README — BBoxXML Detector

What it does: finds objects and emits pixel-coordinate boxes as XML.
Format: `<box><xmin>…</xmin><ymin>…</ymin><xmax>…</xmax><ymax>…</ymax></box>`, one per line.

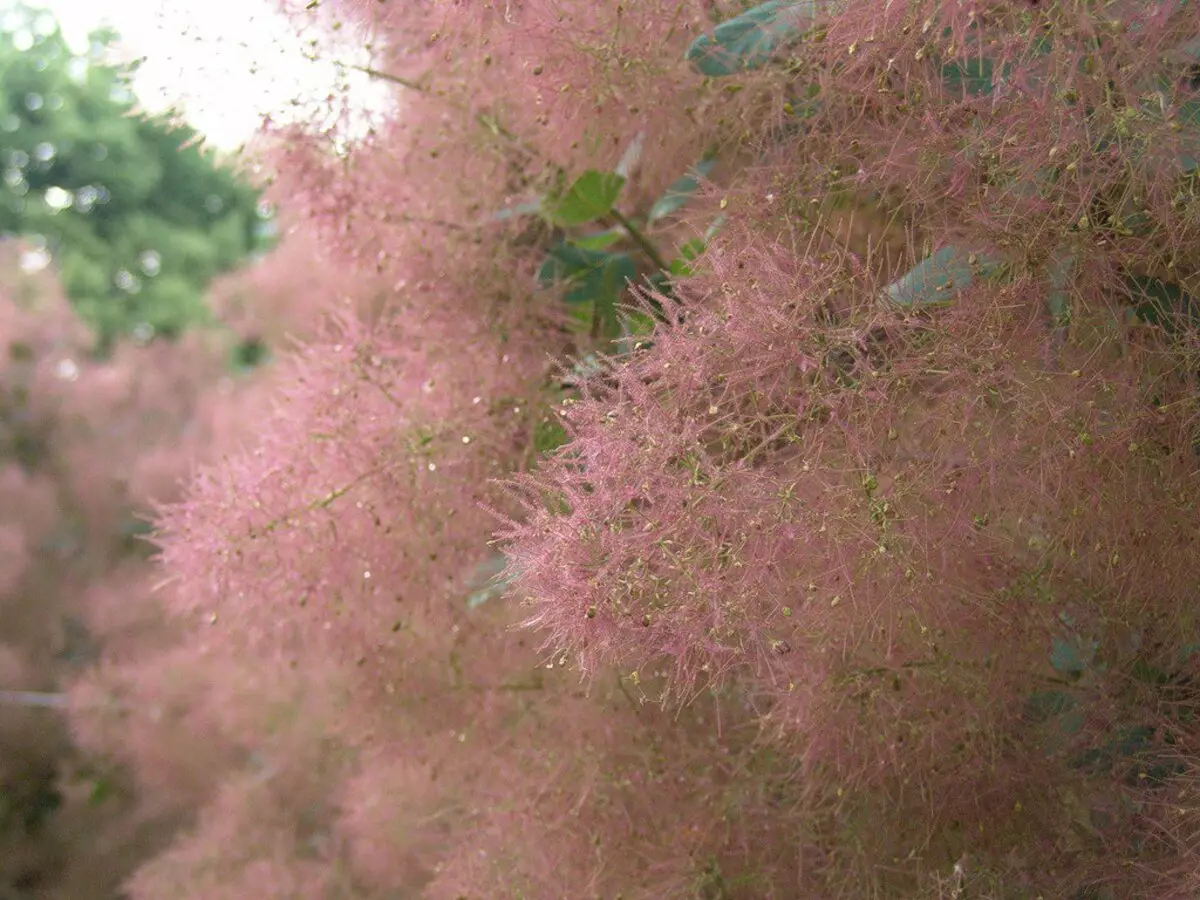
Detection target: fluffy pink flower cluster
<box><xmin>69</xmin><ymin>0</ymin><xmax>1200</xmax><ymax>897</ymax></box>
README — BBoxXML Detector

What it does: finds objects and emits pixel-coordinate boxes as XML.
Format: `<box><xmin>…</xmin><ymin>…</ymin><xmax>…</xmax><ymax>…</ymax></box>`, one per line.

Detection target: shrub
<box><xmin>78</xmin><ymin>1</ymin><xmax>1200</xmax><ymax>897</ymax></box>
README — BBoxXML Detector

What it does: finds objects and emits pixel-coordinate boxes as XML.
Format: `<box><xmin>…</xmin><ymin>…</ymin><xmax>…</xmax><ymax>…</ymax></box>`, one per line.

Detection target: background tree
<box><xmin>0</xmin><ymin>3</ymin><xmax>271</xmax><ymax>353</ymax></box>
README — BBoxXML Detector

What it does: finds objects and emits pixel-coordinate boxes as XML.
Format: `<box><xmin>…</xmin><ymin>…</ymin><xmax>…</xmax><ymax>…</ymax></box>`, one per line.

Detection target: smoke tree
<box><xmin>70</xmin><ymin>1</ymin><xmax>1200</xmax><ymax>898</ymax></box>
<box><xmin>0</xmin><ymin>234</ymin><xmax>286</xmax><ymax>897</ymax></box>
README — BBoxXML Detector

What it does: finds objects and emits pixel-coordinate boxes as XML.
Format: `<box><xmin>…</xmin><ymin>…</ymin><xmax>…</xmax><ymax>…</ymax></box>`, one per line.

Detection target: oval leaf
<box><xmin>545</xmin><ymin>169</ymin><xmax>626</xmax><ymax>227</ymax></box>
<box><xmin>1123</xmin><ymin>273</ymin><xmax>1199</xmax><ymax>334</ymax></box>
<box><xmin>648</xmin><ymin>158</ymin><xmax>718</xmax><ymax>223</ymax></box>
<box><xmin>686</xmin><ymin>1</ymin><xmax>816</xmax><ymax>77</ymax></box>
<box><xmin>537</xmin><ymin>241</ymin><xmax>636</xmax><ymax>305</ymax></box>
<box><xmin>880</xmin><ymin>245</ymin><xmax>1008</xmax><ymax>308</ymax></box>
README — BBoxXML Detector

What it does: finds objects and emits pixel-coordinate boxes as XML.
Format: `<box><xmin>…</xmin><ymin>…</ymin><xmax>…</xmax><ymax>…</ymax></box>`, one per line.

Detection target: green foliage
<box><xmin>0</xmin><ymin>5</ymin><xmax>269</xmax><ymax>350</ymax></box>
<box><xmin>230</xmin><ymin>336</ymin><xmax>269</xmax><ymax>372</ymax></box>
<box><xmin>685</xmin><ymin>1</ymin><xmax>815</xmax><ymax>77</ymax></box>
<box><xmin>1123</xmin><ymin>273</ymin><xmax>1199</xmax><ymax>333</ymax></box>
<box><xmin>532</xmin><ymin>410</ymin><xmax>571</xmax><ymax>453</ymax></box>
<box><xmin>544</xmin><ymin>169</ymin><xmax>626</xmax><ymax>227</ymax></box>
<box><xmin>940</xmin><ymin>56</ymin><xmax>1000</xmax><ymax>97</ymax></box>
<box><xmin>465</xmin><ymin>553</ymin><xmax>512</xmax><ymax>609</ymax></box>
<box><xmin>490</xmin><ymin>199</ymin><xmax>543</xmax><ymax>221</ymax></box>
<box><xmin>1046</xmin><ymin>249</ymin><xmax>1076</xmax><ymax>330</ymax></box>
<box><xmin>647</xmin><ymin>157</ymin><xmax>717</xmax><ymax>223</ymax></box>
<box><xmin>571</xmin><ymin>227</ymin><xmax>624</xmax><ymax>250</ymax></box>
<box><xmin>880</xmin><ymin>245</ymin><xmax>1009</xmax><ymax>307</ymax></box>
<box><xmin>489</xmin><ymin>146</ymin><xmax>722</xmax><ymax>344</ymax></box>
<box><xmin>537</xmin><ymin>241</ymin><xmax>636</xmax><ymax>308</ymax></box>
<box><xmin>526</xmin><ymin>155</ymin><xmax>724</xmax><ymax>345</ymax></box>
<box><xmin>668</xmin><ymin>237</ymin><xmax>707</xmax><ymax>277</ymax></box>
<box><xmin>1050</xmin><ymin>636</ymin><xmax>1094</xmax><ymax>678</ymax></box>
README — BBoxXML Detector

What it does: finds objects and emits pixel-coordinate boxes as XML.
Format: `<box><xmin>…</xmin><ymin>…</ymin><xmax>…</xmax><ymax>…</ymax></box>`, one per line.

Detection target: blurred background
<box><xmin>0</xmin><ymin>2</ymin><xmax>361</xmax><ymax>894</ymax></box>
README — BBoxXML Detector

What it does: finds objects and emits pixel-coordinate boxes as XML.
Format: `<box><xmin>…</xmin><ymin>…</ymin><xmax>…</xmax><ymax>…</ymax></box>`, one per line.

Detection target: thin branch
<box><xmin>609</xmin><ymin>208</ymin><xmax>671</xmax><ymax>273</ymax></box>
<box><xmin>0</xmin><ymin>690</ymin><xmax>68</xmax><ymax>709</ymax></box>
<box><xmin>344</xmin><ymin>63</ymin><xmax>428</xmax><ymax>93</ymax></box>
<box><xmin>396</xmin><ymin>212</ymin><xmax>470</xmax><ymax>232</ymax></box>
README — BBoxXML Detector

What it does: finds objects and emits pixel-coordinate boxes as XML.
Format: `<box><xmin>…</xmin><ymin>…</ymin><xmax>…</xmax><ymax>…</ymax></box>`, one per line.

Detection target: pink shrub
<box><xmin>72</xmin><ymin>0</ymin><xmax>1200</xmax><ymax>897</ymax></box>
<box><xmin>0</xmin><ymin>238</ymin><xmax>286</xmax><ymax>896</ymax></box>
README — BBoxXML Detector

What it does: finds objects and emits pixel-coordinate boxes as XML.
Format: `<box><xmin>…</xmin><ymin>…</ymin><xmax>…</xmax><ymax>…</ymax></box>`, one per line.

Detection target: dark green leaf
<box><xmin>533</xmin><ymin>416</ymin><xmax>571</xmax><ymax>454</ymax></box>
<box><xmin>544</xmin><ymin>169</ymin><xmax>626</xmax><ymax>227</ymax></box>
<box><xmin>537</xmin><ymin>241</ymin><xmax>636</xmax><ymax>305</ymax></box>
<box><xmin>1175</xmin><ymin>99</ymin><xmax>1200</xmax><ymax>172</ymax></box>
<box><xmin>648</xmin><ymin>158</ymin><xmax>718</xmax><ymax>223</ymax></box>
<box><xmin>1123</xmin><ymin>274</ymin><xmax>1199</xmax><ymax>334</ymax></box>
<box><xmin>1046</xmin><ymin>248</ymin><xmax>1075</xmax><ymax>328</ymax></box>
<box><xmin>1024</xmin><ymin>689</ymin><xmax>1078</xmax><ymax>724</ymax></box>
<box><xmin>1051</xmin><ymin>637</ymin><xmax>1086</xmax><ymax>675</ymax></box>
<box><xmin>705</xmin><ymin>213</ymin><xmax>727</xmax><ymax>241</ymax></box>
<box><xmin>686</xmin><ymin>1</ymin><xmax>815</xmax><ymax>77</ymax></box>
<box><xmin>941</xmin><ymin>57</ymin><xmax>997</xmax><ymax>97</ymax></box>
<box><xmin>668</xmin><ymin>237</ymin><xmax>706</xmax><ymax>276</ymax></box>
<box><xmin>880</xmin><ymin>245</ymin><xmax>1008</xmax><ymax>308</ymax></box>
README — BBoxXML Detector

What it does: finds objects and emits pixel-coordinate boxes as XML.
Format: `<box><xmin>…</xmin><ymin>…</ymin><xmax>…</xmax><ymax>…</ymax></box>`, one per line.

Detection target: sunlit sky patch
<box><xmin>0</xmin><ymin>0</ymin><xmax>394</xmax><ymax>150</ymax></box>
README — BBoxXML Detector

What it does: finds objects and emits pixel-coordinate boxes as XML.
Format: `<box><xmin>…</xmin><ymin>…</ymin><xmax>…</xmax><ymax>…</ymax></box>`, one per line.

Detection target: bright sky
<box><xmin>1</xmin><ymin>0</ymin><xmax>394</xmax><ymax>149</ymax></box>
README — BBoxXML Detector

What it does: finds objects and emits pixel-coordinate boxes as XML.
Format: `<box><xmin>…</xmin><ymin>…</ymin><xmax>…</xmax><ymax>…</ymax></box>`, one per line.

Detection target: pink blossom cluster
<box><xmin>68</xmin><ymin>1</ymin><xmax>1200</xmax><ymax>897</ymax></box>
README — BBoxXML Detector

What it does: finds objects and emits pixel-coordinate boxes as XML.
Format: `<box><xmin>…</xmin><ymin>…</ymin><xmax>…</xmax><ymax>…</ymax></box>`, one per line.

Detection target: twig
<box><xmin>609</xmin><ymin>208</ymin><xmax>671</xmax><ymax>273</ymax></box>
<box><xmin>0</xmin><ymin>690</ymin><xmax>68</xmax><ymax>709</ymax></box>
<box><xmin>344</xmin><ymin>63</ymin><xmax>428</xmax><ymax>93</ymax></box>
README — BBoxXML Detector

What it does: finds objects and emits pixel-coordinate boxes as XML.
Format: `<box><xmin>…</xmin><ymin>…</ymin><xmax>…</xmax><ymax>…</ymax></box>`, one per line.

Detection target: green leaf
<box><xmin>88</xmin><ymin>775</ymin><xmax>116</xmax><ymax>807</ymax></box>
<box><xmin>1123</xmin><ymin>273</ymin><xmax>1199</xmax><ymax>334</ymax></box>
<box><xmin>533</xmin><ymin>415</ymin><xmax>571</xmax><ymax>453</ymax></box>
<box><xmin>544</xmin><ymin>169</ymin><xmax>626</xmax><ymax>227</ymax></box>
<box><xmin>685</xmin><ymin>1</ymin><xmax>815</xmax><ymax>77</ymax></box>
<box><xmin>648</xmin><ymin>158</ymin><xmax>718</xmax><ymax>223</ymax></box>
<box><xmin>1024</xmin><ymin>689</ymin><xmax>1078</xmax><ymax>724</ymax></box>
<box><xmin>1050</xmin><ymin>632</ymin><xmax>1101</xmax><ymax>678</ymax></box>
<box><xmin>1072</xmin><ymin>725</ymin><xmax>1157</xmax><ymax>774</ymax></box>
<box><xmin>880</xmin><ymin>245</ymin><xmax>1009</xmax><ymax>308</ymax></box>
<box><xmin>668</xmin><ymin>237</ymin><xmax>707</xmax><ymax>276</ymax></box>
<box><xmin>1175</xmin><ymin>99</ymin><xmax>1200</xmax><ymax>172</ymax></box>
<box><xmin>465</xmin><ymin>553</ymin><xmax>514</xmax><ymax>610</ymax></box>
<box><xmin>941</xmin><ymin>56</ymin><xmax>998</xmax><ymax>97</ymax></box>
<box><xmin>565</xmin><ymin>352</ymin><xmax>605</xmax><ymax>384</ymax></box>
<box><xmin>573</xmin><ymin>228</ymin><xmax>625</xmax><ymax>251</ymax></box>
<box><xmin>705</xmin><ymin>213</ymin><xmax>727</xmax><ymax>241</ymax></box>
<box><xmin>1046</xmin><ymin>248</ymin><xmax>1075</xmax><ymax>329</ymax></box>
<box><xmin>643</xmin><ymin>270</ymin><xmax>673</xmax><ymax>295</ymax></box>
<box><xmin>1051</xmin><ymin>637</ymin><xmax>1087</xmax><ymax>676</ymax></box>
<box><xmin>537</xmin><ymin>241</ymin><xmax>636</xmax><ymax>305</ymax></box>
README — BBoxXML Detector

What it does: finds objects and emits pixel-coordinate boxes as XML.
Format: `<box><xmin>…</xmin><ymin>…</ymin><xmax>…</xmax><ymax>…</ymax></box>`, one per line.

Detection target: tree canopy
<box><xmin>0</xmin><ymin>4</ymin><xmax>270</xmax><ymax>351</ymax></box>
